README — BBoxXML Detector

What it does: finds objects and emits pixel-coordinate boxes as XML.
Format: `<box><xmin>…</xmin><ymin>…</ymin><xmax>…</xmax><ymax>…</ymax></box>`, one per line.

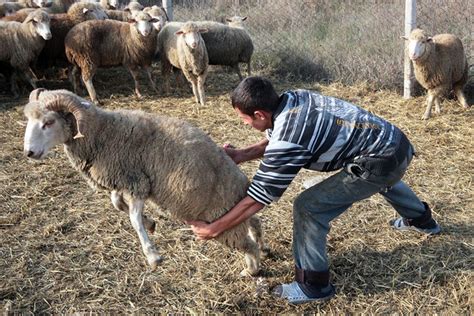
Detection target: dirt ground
<box><xmin>0</xmin><ymin>67</ymin><xmax>473</xmax><ymax>314</ymax></box>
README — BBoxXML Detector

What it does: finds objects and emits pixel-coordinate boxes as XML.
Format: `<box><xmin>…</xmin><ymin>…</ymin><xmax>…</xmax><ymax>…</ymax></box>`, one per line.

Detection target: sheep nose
<box><xmin>25</xmin><ymin>150</ymin><xmax>35</xmax><ymax>157</ymax></box>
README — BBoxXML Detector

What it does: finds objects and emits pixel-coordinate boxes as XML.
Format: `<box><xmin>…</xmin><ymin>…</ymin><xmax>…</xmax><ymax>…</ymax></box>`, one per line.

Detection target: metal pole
<box><xmin>403</xmin><ymin>0</ymin><xmax>416</xmax><ymax>99</ymax></box>
<box><xmin>162</xmin><ymin>0</ymin><xmax>173</xmax><ymax>21</ymax></box>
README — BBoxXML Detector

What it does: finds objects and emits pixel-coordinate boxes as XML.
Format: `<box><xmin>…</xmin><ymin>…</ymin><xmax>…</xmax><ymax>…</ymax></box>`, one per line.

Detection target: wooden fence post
<box><xmin>403</xmin><ymin>0</ymin><xmax>416</xmax><ymax>98</ymax></box>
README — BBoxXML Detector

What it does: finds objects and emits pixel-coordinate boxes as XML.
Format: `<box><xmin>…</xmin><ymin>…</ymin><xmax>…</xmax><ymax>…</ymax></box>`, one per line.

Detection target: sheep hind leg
<box><xmin>248</xmin><ymin>216</ymin><xmax>271</xmax><ymax>259</ymax></box>
<box><xmin>128</xmin><ymin>198</ymin><xmax>163</xmax><ymax>270</ymax></box>
<box><xmin>233</xmin><ymin>64</ymin><xmax>243</xmax><ymax>81</ymax></box>
<box><xmin>235</xmin><ymin>235</ymin><xmax>260</xmax><ymax>277</ymax></box>
<box><xmin>110</xmin><ymin>191</ymin><xmax>156</xmax><ymax>234</ymax></box>
<box><xmin>81</xmin><ymin>68</ymin><xmax>100</xmax><ymax>105</ymax></box>
<box><xmin>453</xmin><ymin>84</ymin><xmax>469</xmax><ymax>108</ymax></box>
<box><xmin>144</xmin><ymin>66</ymin><xmax>158</xmax><ymax>94</ymax></box>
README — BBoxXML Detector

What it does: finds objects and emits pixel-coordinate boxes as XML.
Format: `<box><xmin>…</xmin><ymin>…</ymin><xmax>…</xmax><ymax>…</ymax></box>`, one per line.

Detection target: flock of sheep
<box><xmin>2</xmin><ymin>0</ymin><xmax>471</xmax><ymax>277</ymax></box>
<box><xmin>0</xmin><ymin>0</ymin><xmax>253</xmax><ymax>105</ymax></box>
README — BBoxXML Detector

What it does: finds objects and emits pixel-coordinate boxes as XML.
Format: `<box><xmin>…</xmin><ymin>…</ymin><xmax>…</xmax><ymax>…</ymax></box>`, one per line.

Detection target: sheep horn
<box><xmin>29</xmin><ymin>88</ymin><xmax>46</xmax><ymax>102</ymax></box>
<box><xmin>42</xmin><ymin>93</ymin><xmax>89</xmax><ymax>139</ymax></box>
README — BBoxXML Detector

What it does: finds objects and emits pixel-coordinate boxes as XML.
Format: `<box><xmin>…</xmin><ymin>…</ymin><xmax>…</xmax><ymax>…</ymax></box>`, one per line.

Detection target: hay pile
<box><xmin>0</xmin><ymin>68</ymin><xmax>472</xmax><ymax>313</ymax></box>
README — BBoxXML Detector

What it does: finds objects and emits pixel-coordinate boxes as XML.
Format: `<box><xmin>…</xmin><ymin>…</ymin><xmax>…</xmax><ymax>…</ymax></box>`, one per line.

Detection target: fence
<box><xmin>159</xmin><ymin>0</ymin><xmax>472</xmax><ymax>93</ymax></box>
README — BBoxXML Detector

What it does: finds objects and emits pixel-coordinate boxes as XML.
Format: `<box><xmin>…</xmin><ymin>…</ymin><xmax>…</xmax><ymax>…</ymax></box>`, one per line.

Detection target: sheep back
<box><xmin>65</xmin><ymin>19</ymin><xmax>156</xmax><ymax>69</ymax></box>
<box><xmin>197</xmin><ymin>21</ymin><xmax>253</xmax><ymax>66</ymax></box>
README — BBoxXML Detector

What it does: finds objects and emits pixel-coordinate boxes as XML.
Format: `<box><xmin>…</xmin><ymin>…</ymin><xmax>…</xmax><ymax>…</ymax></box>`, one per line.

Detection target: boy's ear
<box><xmin>254</xmin><ymin>110</ymin><xmax>271</xmax><ymax>120</ymax></box>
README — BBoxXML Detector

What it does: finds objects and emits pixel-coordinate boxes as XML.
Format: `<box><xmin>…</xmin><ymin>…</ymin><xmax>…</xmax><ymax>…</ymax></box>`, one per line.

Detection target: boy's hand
<box><xmin>223</xmin><ymin>143</ymin><xmax>242</xmax><ymax>164</ymax></box>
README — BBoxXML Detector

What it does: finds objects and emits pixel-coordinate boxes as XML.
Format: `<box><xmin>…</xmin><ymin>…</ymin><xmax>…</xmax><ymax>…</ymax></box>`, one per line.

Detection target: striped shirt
<box><xmin>247</xmin><ymin>89</ymin><xmax>406</xmax><ymax>205</ymax></box>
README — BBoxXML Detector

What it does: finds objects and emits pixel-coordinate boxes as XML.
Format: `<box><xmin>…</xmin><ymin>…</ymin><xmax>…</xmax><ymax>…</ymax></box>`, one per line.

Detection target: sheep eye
<box><xmin>42</xmin><ymin>120</ymin><xmax>55</xmax><ymax>129</ymax></box>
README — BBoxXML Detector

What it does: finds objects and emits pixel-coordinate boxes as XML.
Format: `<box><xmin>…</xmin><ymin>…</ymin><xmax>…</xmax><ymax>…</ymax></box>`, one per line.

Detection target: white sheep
<box><xmin>402</xmin><ymin>28</ymin><xmax>469</xmax><ymax>119</ymax></box>
<box><xmin>195</xmin><ymin>16</ymin><xmax>253</xmax><ymax>80</ymax></box>
<box><xmin>23</xmin><ymin>88</ymin><xmax>268</xmax><ymax>276</ymax></box>
<box><xmin>65</xmin><ymin>11</ymin><xmax>159</xmax><ymax>104</ymax></box>
<box><xmin>0</xmin><ymin>9</ymin><xmax>51</xmax><ymax>97</ymax></box>
<box><xmin>104</xmin><ymin>1</ymin><xmax>142</xmax><ymax>21</ymax></box>
<box><xmin>143</xmin><ymin>5</ymin><xmax>167</xmax><ymax>32</ymax></box>
<box><xmin>158</xmin><ymin>21</ymin><xmax>209</xmax><ymax>105</ymax></box>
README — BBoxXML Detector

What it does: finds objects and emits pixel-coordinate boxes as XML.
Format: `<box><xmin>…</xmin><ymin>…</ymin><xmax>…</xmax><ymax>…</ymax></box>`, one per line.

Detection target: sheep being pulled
<box><xmin>158</xmin><ymin>21</ymin><xmax>209</xmax><ymax>105</ymax></box>
<box><xmin>403</xmin><ymin>28</ymin><xmax>469</xmax><ymax>119</ymax></box>
<box><xmin>0</xmin><ymin>9</ymin><xmax>51</xmax><ymax>97</ymax></box>
<box><xmin>23</xmin><ymin>88</ymin><xmax>268</xmax><ymax>276</ymax></box>
<box><xmin>65</xmin><ymin>11</ymin><xmax>159</xmax><ymax>104</ymax></box>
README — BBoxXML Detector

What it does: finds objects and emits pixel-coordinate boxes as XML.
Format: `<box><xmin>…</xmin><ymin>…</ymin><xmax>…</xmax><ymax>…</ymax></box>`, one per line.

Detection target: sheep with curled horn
<box><xmin>23</xmin><ymin>88</ymin><xmax>269</xmax><ymax>276</ymax></box>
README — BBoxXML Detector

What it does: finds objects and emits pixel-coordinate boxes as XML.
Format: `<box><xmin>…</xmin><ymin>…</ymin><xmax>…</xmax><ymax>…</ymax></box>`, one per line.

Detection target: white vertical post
<box><xmin>162</xmin><ymin>0</ymin><xmax>173</xmax><ymax>21</ymax></box>
<box><xmin>403</xmin><ymin>0</ymin><xmax>416</xmax><ymax>98</ymax></box>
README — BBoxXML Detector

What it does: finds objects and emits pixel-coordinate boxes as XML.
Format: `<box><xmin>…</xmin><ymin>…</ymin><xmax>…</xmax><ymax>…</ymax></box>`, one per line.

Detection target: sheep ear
<box><xmin>427</xmin><ymin>37</ymin><xmax>433</xmax><ymax>42</ymax></box>
<box><xmin>242</xmin><ymin>16</ymin><xmax>247</xmax><ymax>21</ymax></box>
<box><xmin>150</xmin><ymin>18</ymin><xmax>159</xmax><ymax>23</ymax></box>
<box><xmin>198</xmin><ymin>28</ymin><xmax>208</xmax><ymax>34</ymax></box>
<box><xmin>82</xmin><ymin>8</ymin><xmax>89</xmax><ymax>14</ymax></box>
<box><xmin>44</xmin><ymin>2</ymin><xmax>52</xmax><ymax>7</ymax></box>
<box><xmin>127</xmin><ymin>18</ymin><xmax>136</xmax><ymax>24</ymax></box>
<box><xmin>225</xmin><ymin>18</ymin><xmax>231</xmax><ymax>22</ymax></box>
<box><xmin>175</xmin><ymin>30</ymin><xmax>184</xmax><ymax>35</ymax></box>
<box><xmin>400</xmin><ymin>35</ymin><xmax>408</xmax><ymax>40</ymax></box>
<box><xmin>29</xmin><ymin>88</ymin><xmax>46</xmax><ymax>102</ymax></box>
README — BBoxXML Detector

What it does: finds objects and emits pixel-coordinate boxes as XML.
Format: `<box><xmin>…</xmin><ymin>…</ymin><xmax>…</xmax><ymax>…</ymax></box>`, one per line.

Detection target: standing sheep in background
<box><xmin>65</xmin><ymin>11</ymin><xmax>159</xmax><ymax>104</ymax></box>
<box><xmin>195</xmin><ymin>16</ymin><xmax>253</xmax><ymax>80</ymax></box>
<box><xmin>403</xmin><ymin>28</ymin><xmax>469</xmax><ymax>119</ymax></box>
<box><xmin>104</xmin><ymin>1</ymin><xmax>142</xmax><ymax>21</ymax></box>
<box><xmin>23</xmin><ymin>88</ymin><xmax>269</xmax><ymax>276</ymax></box>
<box><xmin>0</xmin><ymin>9</ymin><xmax>51</xmax><ymax>97</ymax></box>
<box><xmin>143</xmin><ymin>5</ymin><xmax>167</xmax><ymax>32</ymax></box>
<box><xmin>158</xmin><ymin>21</ymin><xmax>209</xmax><ymax>105</ymax></box>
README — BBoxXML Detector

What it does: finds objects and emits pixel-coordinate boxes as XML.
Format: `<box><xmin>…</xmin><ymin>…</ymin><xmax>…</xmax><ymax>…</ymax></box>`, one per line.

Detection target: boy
<box><xmin>187</xmin><ymin>76</ymin><xmax>440</xmax><ymax>304</ymax></box>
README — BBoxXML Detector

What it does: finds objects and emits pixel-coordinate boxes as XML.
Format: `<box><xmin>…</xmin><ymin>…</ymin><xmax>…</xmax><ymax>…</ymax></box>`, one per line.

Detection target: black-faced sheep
<box><xmin>0</xmin><ymin>9</ymin><xmax>51</xmax><ymax>96</ymax></box>
<box><xmin>403</xmin><ymin>28</ymin><xmax>469</xmax><ymax>119</ymax></box>
<box><xmin>65</xmin><ymin>11</ymin><xmax>159</xmax><ymax>104</ymax></box>
<box><xmin>23</xmin><ymin>88</ymin><xmax>268</xmax><ymax>276</ymax></box>
<box><xmin>158</xmin><ymin>21</ymin><xmax>209</xmax><ymax>105</ymax></box>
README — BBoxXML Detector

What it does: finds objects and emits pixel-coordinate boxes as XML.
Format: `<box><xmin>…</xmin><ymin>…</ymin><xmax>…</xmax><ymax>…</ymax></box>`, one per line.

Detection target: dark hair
<box><xmin>231</xmin><ymin>76</ymin><xmax>280</xmax><ymax>116</ymax></box>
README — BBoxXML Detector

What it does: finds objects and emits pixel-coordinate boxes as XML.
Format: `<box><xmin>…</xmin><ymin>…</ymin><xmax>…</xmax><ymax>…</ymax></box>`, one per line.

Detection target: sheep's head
<box><xmin>30</xmin><ymin>0</ymin><xmax>53</xmax><ymax>9</ymax></box>
<box><xmin>0</xmin><ymin>4</ymin><xmax>17</xmax><ymax>18</ymax></box>
<box><xmin>24</xmin><ymin>9</ymin><xmax>52</xmax><ymax>40</ymax></box>
<box><xmin>226</xmin><ymin>15</ymin><xmax>247</xmax><ymax>28</ymax></box>
<box><xmin>24</xmin><ymin>89</ymin><xmax>92</xmax><ymax>160</ymax></box>
<box><xmin>129</xmin><ymin>12</ymin><xmax>158</xmax><ymax>37</ymax></box>
<box><xmin>402</xmin><ymin>28</ymin><xmax>433</xmax><ymax>61</ymax></box>
<box><xmin>143</xmin><ymin>5</ymin><xmax>168</xmax><ymax>31</ymax></box>
<box><xmin>176</xmin><ymin>22</ymin><xmax>208</xmax><ymax>49</ymax></box>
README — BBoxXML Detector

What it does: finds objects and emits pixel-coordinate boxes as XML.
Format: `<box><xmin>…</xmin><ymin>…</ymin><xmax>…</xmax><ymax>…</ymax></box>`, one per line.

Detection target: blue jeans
<box><xmin>293</xmin><ymin>145</ymin><xmax>426</xmax><ymax>272</ymax></box>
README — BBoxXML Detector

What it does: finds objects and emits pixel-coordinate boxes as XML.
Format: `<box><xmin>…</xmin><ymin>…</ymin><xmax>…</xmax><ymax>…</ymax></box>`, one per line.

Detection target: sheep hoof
<box><xmin>421</xmin><ymin>114</ymin><xmax>430</xmax><ymax>120</ymax></box>
<box><xmin>240</xmin><ymin>268</ymin><xmax>260</xmax><ymax>278</ymax></box>
<box><xmin>260</xmin><ymin>246</ymin><xmax>271</xmax><ymax>259</ymax></box>
<box><xmin>148</xmin><ymin>256</ymin><xmax>164</xmax><ymax>271</ymax></box>
<box><xmin>147</xmin><ymin>221</ymin><xmax>156</xmax><ymax>234</ymax></box>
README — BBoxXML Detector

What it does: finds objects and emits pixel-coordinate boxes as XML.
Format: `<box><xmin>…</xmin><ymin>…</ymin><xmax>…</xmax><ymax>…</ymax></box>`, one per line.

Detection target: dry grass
<box><xmin>0</xmin><ymin>68</ymin><xmax>473</xmax><ymax>314</ymax></box>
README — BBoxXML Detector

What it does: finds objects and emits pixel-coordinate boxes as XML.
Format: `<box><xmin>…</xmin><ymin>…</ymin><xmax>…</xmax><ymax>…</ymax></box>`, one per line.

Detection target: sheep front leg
<box><xmin>182</xmin><ymin>70</ymin><xmax>199</xmax><ymax>104</ymax></box>
<box><xmin>422</xmin><ymin>92</ymin><xmax>435</xmax><ymax>120</ymax></box>
<box><xmin>110</xmin><ymin>191</ymin><xmax>156</xmax><ymax>234</ymax></box>
<box><xmin>128</xmin><ymin>67</ymin><xmax>143</xmax><ymax>99</ymax></box>
<box><xmin>248</xmin><ymin>216</ymin><xmax>271</xmax><ymax>259</ymax></box>
<box><xmin>197</xmin><ymin>73</ymin><xmax>207</xmax><ymax>106</ymax></box>
<box><xmin>128</xmin><ymin>198</ymin><xmax>163</xmax><ymax>269</ymax></box>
